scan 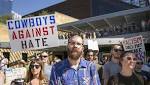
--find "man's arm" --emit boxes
[49,66,57,85]
[102,64,110,85]
[90,63,101,85]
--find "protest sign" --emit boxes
[7,14,59,51]
[88,40,99,50]
[122,35,146,60]
[5,67,27,85]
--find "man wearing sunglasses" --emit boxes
[40,52,52,81]
[50,34,101,85]
[103,44,123,85]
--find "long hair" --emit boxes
[26,59,45,84]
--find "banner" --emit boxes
[122,35,146,60]
[7,14,59,51]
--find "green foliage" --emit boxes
[39,10,49,15]
[0,15,12,24]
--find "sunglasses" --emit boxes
[126,57,137,61]
[113,49,123,52]
[136,62,143,65]
[30,65,40,69]
[41,56,48,58]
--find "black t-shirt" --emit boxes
[108,73,143,85]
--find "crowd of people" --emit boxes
[58,20,150,40]
[0,51,61,85]
[0,34,150,85]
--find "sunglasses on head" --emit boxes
[126,57,137,61]
[136,62,143,65]
[113,49,123,52]
[30,65,40,69]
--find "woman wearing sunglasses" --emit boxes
[108,51,144,85]
[26,59,47,85]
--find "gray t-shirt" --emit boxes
[44,64,52,80]
[103,61,121,85]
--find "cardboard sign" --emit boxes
[7,14,59,51]
[88,40,99,50]
[122,35,146,60]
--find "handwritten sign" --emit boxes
[5,67,27,85]
[88,40,99,50]
[122,35,145,60]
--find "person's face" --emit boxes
[112,45,123,59]
[41,53,48,63]
[87,51,94,61]
[121,53,137,70]
[67,36,84,60]
[135,59,143,70]
[30,62,41,76]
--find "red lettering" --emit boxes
[35,28,41,37]
[133,38,137,44]
[43,27,48,35]
[26,29,31,38]
[49,26,54,34]
[18,30,24,39]
[12,31,17,40]
[137,37,142,43]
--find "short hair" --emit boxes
[85,50,97,60]
[68,34,84,44]
[111,44,124,51]
[85,50,93,56]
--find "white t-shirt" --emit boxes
[0,58,8,71]
[44,64,52,80]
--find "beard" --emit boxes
[68,48,83,60]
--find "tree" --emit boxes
[0,15,12,24]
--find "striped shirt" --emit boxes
[50,59,101,85]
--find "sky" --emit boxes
[12,0,65,16]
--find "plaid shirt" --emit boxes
[50,59,101,85]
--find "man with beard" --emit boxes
[50,34,101,85]
[102,44,123,85]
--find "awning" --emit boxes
[58,6,150,32]
[0,48,41,64]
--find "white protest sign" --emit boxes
[5,67,27,85]
[88,40,99,50]
[7,14,59,51]
[122,35,145,60]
